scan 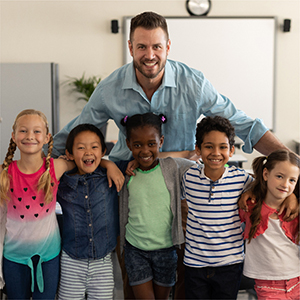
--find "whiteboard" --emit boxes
[123,17,275,130]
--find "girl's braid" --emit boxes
[2,138,17,170]
[0,138,17,204]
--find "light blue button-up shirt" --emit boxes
[53,60,268,161]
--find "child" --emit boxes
[0,109,74,300]
[181,116,254,299]
[56,124,127,300]
[119,112,195,300]
[239,149,300,300]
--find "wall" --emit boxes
[0,0,299,168]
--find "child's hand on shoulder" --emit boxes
[101,159,125,192]
[58,155,70,160]
[125,159,139,176]
[238,190,256,212]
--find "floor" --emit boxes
[112,251,257,300]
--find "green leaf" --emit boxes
[63,72,101,102]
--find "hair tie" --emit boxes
[46,167,50,172]
[124,116,128,123]
[263,156,268,165]
[161,115,166,123]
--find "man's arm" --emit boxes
[253,130,290,156]
[51,90,109,157]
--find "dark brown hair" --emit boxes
[121,113,167,141]
[130,12,169,42]
[195,116,235,149]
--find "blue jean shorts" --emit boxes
[124,240,178,287]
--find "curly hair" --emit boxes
[0,109,54,205]
[195,116,235,149]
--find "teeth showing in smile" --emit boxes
[144,62,156,66]
[84,159,94,165]
[140,156,151,161]
[210,159,221,162]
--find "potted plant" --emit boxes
[64,72,101,101]
[63,72,114,151]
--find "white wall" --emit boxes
[1,0,299,168]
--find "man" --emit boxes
[53,12,286,161]
[53,11,297,299]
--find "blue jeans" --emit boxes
[185,263,243,299]
[3,255,60,300]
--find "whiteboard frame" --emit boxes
[123,16,276,131]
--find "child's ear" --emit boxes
[65,149,74,161]
[11,132,16,143]
[159,135,164,148]
[44,133,51,145]
[126,139,132,151]
[229,145,235,157]
[195,144,201,156]
[263,167,269,181]
[101,148,106,158]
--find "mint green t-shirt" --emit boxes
[125,164,173,251]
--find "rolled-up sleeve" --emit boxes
[198,78,269,153]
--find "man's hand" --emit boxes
[278,193,299,221]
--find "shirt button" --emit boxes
[85,195,88,199]
[212,186,215,189]
[89,224,92,227]
[90,238,92,242]
[211,193,214,196]
[87,209,90,213]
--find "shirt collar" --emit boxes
[200,165,229,183]
[261,201,286,222]
[62,165,106,190]
[122,60,176,90]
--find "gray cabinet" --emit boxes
[0,63,59,162]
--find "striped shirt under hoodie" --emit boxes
[182,164,253,268]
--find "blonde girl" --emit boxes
[0,109,75,300]
[240,149,300,300]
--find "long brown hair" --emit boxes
[0,109,54,205]
[248,149,300,242]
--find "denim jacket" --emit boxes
[57,161,128,259]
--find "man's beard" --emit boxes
[133,59,166,79]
